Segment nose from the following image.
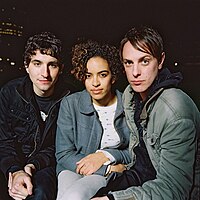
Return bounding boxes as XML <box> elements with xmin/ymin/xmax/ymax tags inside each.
<box><xmin>41</xmin><ymin>65</ymin><xmax>50</xmax><ymax>78</ymax></box>
<box><xmin>92</xmin><ymin>76</ymin><xmax>100</xmax><ymax>87</ymax></box>
<box><xmin>132</xmin><ymin>64</ymin><xmax>141</xmax><ymax>77</ymax></box>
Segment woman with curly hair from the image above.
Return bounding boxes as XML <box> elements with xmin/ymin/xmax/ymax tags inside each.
<box><xmin>55</xmin><ymin>40</ymin><xmax>131</xmax><ymax>200</ymax></box>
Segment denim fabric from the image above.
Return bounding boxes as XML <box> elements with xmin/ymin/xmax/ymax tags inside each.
<box><xmin>56</xmin><ymin>89</ymin><xmax>131</xmax><ymax>176</ymax></box>
<box><xmin>111</xmin><ymin>83</ymin><xmax>200</xmax><ymax>200</ymax></box>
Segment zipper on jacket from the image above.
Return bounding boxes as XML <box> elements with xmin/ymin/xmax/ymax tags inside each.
<box><xmin>28</xmin><ymin>126</ymin><xmax>39</xmax><ymax>158</ymax></box>
<box><xmin>17</xmin><ymin>89</ymin><xmax>70</xmax><ymax>153</ymax></box>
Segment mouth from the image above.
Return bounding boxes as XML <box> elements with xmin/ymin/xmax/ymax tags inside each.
<box><xmin>38</xmin><ymin>79</ymin><xmax>51</xmax><ymax>84</ymax></box>
<box><xmin>131</xmin><ymin>80</ymin><xmax>143</xmax><ymax>85</ymax></box>
<box><xmin>91</xmin><ymin>89</ymin><xmax>102</xmax><ymax>94</ymax></box>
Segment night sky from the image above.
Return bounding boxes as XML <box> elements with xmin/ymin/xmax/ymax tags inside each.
<box><xmin>19</xmin><ymin>0</ymin><xmax>200</xmax><ymax>45</ymax></box>
<box><xmin>1</xmin><ymin>0</ymin><xmax>200</xmax><ymax>108</ymax></box>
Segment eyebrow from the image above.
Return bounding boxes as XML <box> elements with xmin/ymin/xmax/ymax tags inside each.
<box><xmin>138</xmin><ymin>55</ymin><xmax>152</xmax><ymax>62</ymax></box>
<box><xmin>123</xmin><ymin>55</ymin><xmax>151</xmax><ymax>62</ymax></box>
<box><xmin>86</xmin><ymin>70</ymin><xmax>109</xmax><ymax>74</ymax></box>
<box><xmin>123</xmin><ymin>59</ymin><xmax>133</xmax><ymax>63</ymax></box>
<box><xmin>31</xmin><ymin>59</ymin><xmax>41</xmax><ymax>63</ymax></box>
<box><xmin>31</xmin><ymin>60</ymin><xmax>59</xmax><ymax>64</ymax></box>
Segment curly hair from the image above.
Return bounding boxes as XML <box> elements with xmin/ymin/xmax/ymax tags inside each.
<box><xmin>71</xmin><ymin>40</ymin><xmax>123</xmax><ymax>82</ymax></box>
<box><xmin>23</xmin><ymin>32</ymin><xmax>63</xmax><ymax>66</ymax></box>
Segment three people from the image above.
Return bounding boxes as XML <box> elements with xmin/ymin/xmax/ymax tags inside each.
<box><xmin>1</xmin><ymin>26</ymin><xmax>199</xmax><ymax>200</ymax></box>
<box><xmin>55</xmin><ymin>40</ymin><xmax>131</xmax><ymax>200</ymax></box>
<box><xmin>92</xmin><ymin>26</ymin><xmax>200</xmax><ymax>200</ymax></box>
<box><xmin>0</xmin><ymin>32</ymin><xmax>71</xmax><ymax>200</ymax></box>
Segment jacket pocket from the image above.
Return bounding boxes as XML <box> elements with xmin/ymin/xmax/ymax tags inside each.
<box><xmin>9</xmin><ymin>107</ymin><xmax>36</xmax><ymax>143</ymax></box>
<box><xmin>10</xmin><ymin>107</ymin><xmax>31</xmax><ymax>122</ymax></box>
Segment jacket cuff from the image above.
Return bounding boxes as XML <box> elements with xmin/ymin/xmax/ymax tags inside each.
<box><xmin>94</xmin><ymin>165</ymin><xmax>108</xmax><ymax>176</ymax></box>
<box><xmin>107</xmin><ymin>194</ymin><xmax>115</xmax><ymax>200</ymax></box>
<box><xmin>7</xmin><ymin>165</ymin><xmax>23</xmax><ymax>176</ymax></box>
<box><xmin>27</xmin><ymin>160</ymin><xmax>40</xmax><ymax>171</ymax></box>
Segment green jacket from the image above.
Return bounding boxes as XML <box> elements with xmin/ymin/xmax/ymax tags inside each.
<box><xmin>111</xmin><ymin>84</ymin><xmax>200</xmax><ymax>200</ymax></box>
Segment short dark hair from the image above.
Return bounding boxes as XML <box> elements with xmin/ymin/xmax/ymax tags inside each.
<box><xmin>120</xmin><ymin>26</ymin><xmax>164</xmax><ymax>63</ymax></box>
<box><xmin>23</xmin><ymin>32</ymin><xmax>63</xmax><ymax>66</ymax></box>
<box><xmin>71</xmin><ymin>39</ymin><xmax>123</xmax><ymax>82</ymax></box>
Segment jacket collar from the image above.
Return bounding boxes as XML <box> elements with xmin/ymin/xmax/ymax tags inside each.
<box><xmin>16</xmin><ymin>76</ymin><xmax>35</xmax><ymax>103</ymax></box>
<box><xmin>123</xmin><ymin>68</ymin><xmax>183</xmax><ymax>121</ymax></box>
<box><xmin>123</xmin><ymin>84</ymin><xmax>162</xmax><ymax>122</ymax></box>
<box><xmin>16</xmin><ymin>75</ymin><xmax>70</xmax><ymax>103</ymax></box>
<box><xmin>79</xmin><ymin>90</ymin><xmax>95</xmax><ymax>114</ymax></box>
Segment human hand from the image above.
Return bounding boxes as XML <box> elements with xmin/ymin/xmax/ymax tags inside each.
<box><xmin>76</xmin><ymin>152</ymin><xmax>109</xmax><ymax>175</ymax></box>
<box><xmin>110</xmin><ymin>163</ymin><xmax>126</xmax><ymax>173</ymax></box>
<box><xmin>24</xmin><ymin>164</ymin><xmax>36</xmax><ymax>176</ymax></box>
<box><xmin>8</xmin><ymin>170</ymin><xmax>33</xmax><ymax>200</ymax></box>
<box><xmin>91</xmin><ymin>196</ymin><xmax>109</xmax><ymax>200</ymax></box>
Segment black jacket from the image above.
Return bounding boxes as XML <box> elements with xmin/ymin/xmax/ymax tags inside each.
<box><xmin>0</xmin><ymin>76</ymin><xmax>70</xmax><ymax>177</ymax></box>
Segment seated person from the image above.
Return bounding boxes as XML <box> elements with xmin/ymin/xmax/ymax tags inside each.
<box><xmin>92</xmin><ymin>26</ymin><xmax>200</xmax><ymax>200</ymax></box>
<box><xmin>0</xmin><ymin>32</ymin><xmax>71</xmax><ymax>200</ymax></box>
<box><xmin>55</xmin><ymin>40</ymin><xmax>131</xmax><ymax>200</ymax></box>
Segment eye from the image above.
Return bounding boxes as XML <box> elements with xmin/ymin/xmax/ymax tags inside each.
<box><xmin>49</xmin><ymin>62</ymin><xmax>59</xmax><ymax>69</ymax></box>
<box><xmin>99</xmin><ymin>73</ymin><xmax>107</xmax><ymax>78</ymax></box>
<box><xmin>123</xmin><ymin>60</ymin><xmax>133</xmax><ymax>67</ymax></box>
<box><xmin>50</xmin><ymin>64</ymin><xmax>58</xmax><ymax>69</ymax></box>
<box><xmin>85</xmin><ymin>74</ymin><xmax>91</xmax><ymax>79</ymax></box>
<box><xmin>141</xmin><ymin>58</ymin><xmax>150</xmax><ymax>65</ymax></box>
<box><xmin>33</xmin><ymin>62</ymin><xmax>41</xmax><ymax>67</ymax></box>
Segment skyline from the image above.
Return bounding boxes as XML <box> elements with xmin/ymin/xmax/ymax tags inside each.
<box><xmin>2</xmin><ymin>0</ymin><xmax>200</xmax><ymax>65</ymax></box>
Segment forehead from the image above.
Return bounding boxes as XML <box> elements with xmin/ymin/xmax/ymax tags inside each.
<box><xmin>123</xmin><ymin>41</ymin><xmax>152</xmax><ymax>59</ymax></box>
<box><xmin>30</xmin><ymin>50</ymin><xmax>58</xmax><ymax>62</ymax></box>
<box><xmin>86</xmin><ymin>56</ymin><xmax>110</xmax><ymax>72</ymax></box>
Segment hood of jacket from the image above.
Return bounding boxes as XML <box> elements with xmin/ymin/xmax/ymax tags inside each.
<box><xmin>147</xmin><ymin>67</ymin><xmax>183</xmax><ymax>99</ymax></box>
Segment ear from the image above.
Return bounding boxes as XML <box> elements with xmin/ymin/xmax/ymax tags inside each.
<box><xmin>25</xmin><ymin>66</ymin><xmax>29</xmax><ymax>73</ymax></box>
<box><xmin>158</xmin><ymin>52</ymin><xmax>165</xmax><ymax>70</ymax></box>
<box><xmin>111</xmin><ymin>76</ymin><xmax>116</xmax><ymax>84</ymax></box>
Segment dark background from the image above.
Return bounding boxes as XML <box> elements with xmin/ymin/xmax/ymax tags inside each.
<box><xmin>1</xmin><ymin>0</ymin><xmax>200</xmax><ymax>109</ymax></box>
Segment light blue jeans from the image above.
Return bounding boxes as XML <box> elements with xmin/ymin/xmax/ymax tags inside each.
<box><xmin>56</xmin><ymin>170</ymin><xmax>107</xmax><ymax>200</ymax></box>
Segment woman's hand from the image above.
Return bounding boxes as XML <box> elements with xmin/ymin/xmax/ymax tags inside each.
<box><xmin>76</xmin><ymin>152</ymin><xmax>109</xmax><ymax>175</ymax></box>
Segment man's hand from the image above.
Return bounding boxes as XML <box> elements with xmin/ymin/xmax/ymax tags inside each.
<box><xmin>24</xmin><ymin>164</ymin><xmax>36</xmax><ymax>176</ymax></box>
<box><xmin>76</xmin><ymin>152</ymin><xmax>109</xmax><ymax>175</ymax></box>
<box><xmin>8</xmin><ymin>170</ymin><xmax>33</xmax><ymax>200</ymax></box>
<box><xmin>110</xmin><ymin>163</ymin><xmax>126</xmax><ymax>173</ymax></box>
<box><xmin>91</xmin><ymin>196</ymin><xmax>109</xmax><ymax>200</ymax></box>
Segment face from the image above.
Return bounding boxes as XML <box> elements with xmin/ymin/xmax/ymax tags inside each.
<box><xmin>26</xmin><ymin>50</ymin><xmax>62</xmax><ymax>97</ymax></box>
<box><xmin>122</xmin><ymin>41</ymin><xmax>165</xmax><ymax>100</ymax></box>
<box><xmin>85</xmin><ymin>56</ymin><xmax>115</xmax><ymax>106</ymax></box>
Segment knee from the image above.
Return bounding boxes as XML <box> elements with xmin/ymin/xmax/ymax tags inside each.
<box><xmin>58</xmin><ymin>188</ymin><xmax>91</xmax><ymax>200</ymax></box>
<box><xmin>61</xmin><ymin>192</ymin><xmax>84</xmax><ymax>200</ymax></box>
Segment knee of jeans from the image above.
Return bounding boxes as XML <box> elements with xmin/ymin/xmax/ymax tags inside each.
<box><xmin>64</xmin><ymin>192</ymin><xmax>85</xmax><ymax>200</ymax></box>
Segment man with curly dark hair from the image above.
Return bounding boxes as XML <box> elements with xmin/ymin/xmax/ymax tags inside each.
<box><xmin>0</xmin><ymin>32</ymin><xmax>72</xmax><ymax>200</ymax></box>
<box><xmin>55</xmin><ymin>40</ymin><xmax>131</xmax><ymax>200</ymax></box>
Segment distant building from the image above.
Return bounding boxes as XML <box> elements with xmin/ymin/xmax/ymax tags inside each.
<box><xmin>0</xmin><ymin>2</ymin><xmax>26</xmax><ymax>86</ymax></box>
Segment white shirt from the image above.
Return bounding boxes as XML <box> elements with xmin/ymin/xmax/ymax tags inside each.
<box><xmin>93</xmin><ymin>101</ymin><xmax>120</xmax><ymax>163</ymax></box>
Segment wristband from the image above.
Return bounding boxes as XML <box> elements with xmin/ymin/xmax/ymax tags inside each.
<box><xmin>104</xmin><ymin>164</ymin><xmax>111</xmax><ymax>176</ymax></box>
